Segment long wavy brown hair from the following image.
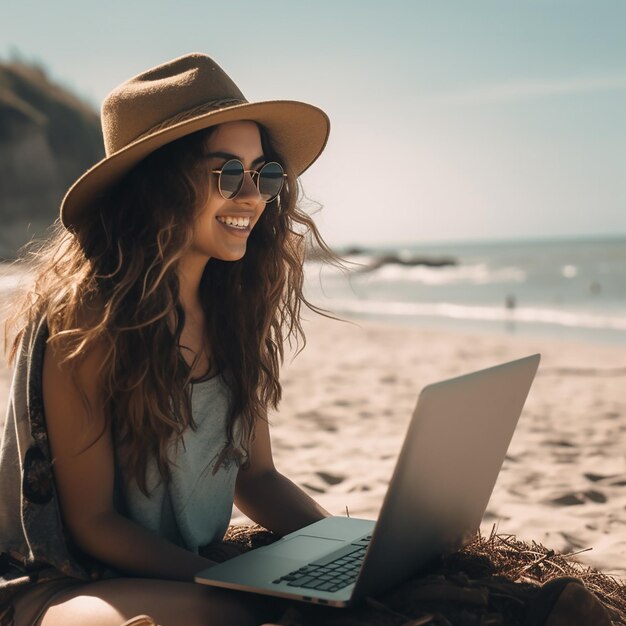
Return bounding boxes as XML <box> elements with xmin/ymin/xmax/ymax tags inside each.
<box><xmin>5</xmin><ymin>121</ymin><xmax>342</xmax><ymax>495</ymax></box>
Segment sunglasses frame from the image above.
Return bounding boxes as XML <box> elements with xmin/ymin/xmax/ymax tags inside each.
<box><xmin>210</xmin><ymin>158</ymin><xmax>287</xmax><ymax>203</ymax></box>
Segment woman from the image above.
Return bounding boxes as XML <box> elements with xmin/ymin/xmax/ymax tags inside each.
<box><xmin>0</xmin><ymin>53</ymin><xmax>338</xmax><ymax>626</ymax></box>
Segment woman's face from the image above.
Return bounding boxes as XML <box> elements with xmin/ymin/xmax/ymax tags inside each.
<box><xmin>190</xmin><ymin>120</ymin><xmax>268</xmax><ymax>263</ymax></box>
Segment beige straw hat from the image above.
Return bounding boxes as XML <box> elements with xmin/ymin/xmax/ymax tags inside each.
<box><xmin>60</xmin><ymin>52</ymin><xmax>330</xmax><ymax>229</ymax></box>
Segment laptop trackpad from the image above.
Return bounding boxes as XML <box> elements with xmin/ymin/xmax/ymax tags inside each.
<box><xmin>270</xmin><ymin>535</ymin><xmax>344</xmax><ymax>560</ymax></box>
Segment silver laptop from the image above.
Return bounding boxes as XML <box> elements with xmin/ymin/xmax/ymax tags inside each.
<box><xmin>195</xmin><ymin>354</ymin><xmax>540</xmax><ymax>608</ymax></box>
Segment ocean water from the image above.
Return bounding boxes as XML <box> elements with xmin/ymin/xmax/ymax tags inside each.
<box><xmin>304</xmin><ymin>236</ymin><xmax>626</xmax><ymax>346</ymax></box>
<box><xmin>1</xmin><ymin>236</ymin><xmax>624</xmax><ymax>345</ymax></box>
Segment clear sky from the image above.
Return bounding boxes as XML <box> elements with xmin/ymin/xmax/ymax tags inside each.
<box><xmin>2</xmin><ymin>0</ymin><xmax>625</xmax><ymax>247</ymax></box>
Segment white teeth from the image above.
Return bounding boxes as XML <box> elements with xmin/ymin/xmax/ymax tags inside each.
<box><xmin>217</xmin><ymin>216</ymin><xmax>250</xmax><ymax>229</ymax></box>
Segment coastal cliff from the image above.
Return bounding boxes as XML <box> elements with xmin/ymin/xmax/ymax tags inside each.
<box><xmin>0</xmin><ymin>61</ymin><xmax>103</xmax><ymax>260</ymax></box>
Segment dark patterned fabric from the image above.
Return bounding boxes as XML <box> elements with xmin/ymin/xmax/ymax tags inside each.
<box><xmin>0</xmin><ymin>316</ymin><xmax>110</xmax><ymax>626</ymax></box>
<box><xmin>22</xmin><ymin>446</ymin><xmax>54</xmax><ymax>506</ymax></box>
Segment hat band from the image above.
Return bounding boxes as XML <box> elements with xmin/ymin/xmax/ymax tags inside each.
<box><xmin>132</xmin><ymin>97</ymin><xmax>247</xmax><ymax>147</ymax></box>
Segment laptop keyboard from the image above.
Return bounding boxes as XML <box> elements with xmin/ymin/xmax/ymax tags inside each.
<box><xmin>272</xmin><ymin>534</ymin><xmax>372</xmax><ymax>592</ymax></box>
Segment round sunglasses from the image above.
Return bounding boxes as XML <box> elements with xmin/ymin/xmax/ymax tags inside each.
<box><xmin>210</xmin><ymin>159</ymin><xmax>286</xmax><ymax>203</ymax></box>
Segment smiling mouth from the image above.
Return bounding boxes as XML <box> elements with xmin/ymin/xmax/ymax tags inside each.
<box><xmin>216</xmin><ymin>215</ymin><xmax>251</xmax><ymax>230</ymax></box>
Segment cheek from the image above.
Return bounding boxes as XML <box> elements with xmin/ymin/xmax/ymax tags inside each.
<box><xmin>254</xmin><ymin>205</ymin><xmax>268</xmax><ymax>228</ymax></box>
<box><xmin>194</xmin><ymin>197</ymin><xmax>222</xmax><ymax>233</ymax></box>
<box><xmin>190</xmin><ymin>214</ymin><xmax>216</xmax><ymax>250</ymax></box>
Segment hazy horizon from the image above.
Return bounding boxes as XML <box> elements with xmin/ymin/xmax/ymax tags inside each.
<box><xmin>329</xmin><ymin>231</ymin><xmax>626</xmax><ymax>252</ymax></box>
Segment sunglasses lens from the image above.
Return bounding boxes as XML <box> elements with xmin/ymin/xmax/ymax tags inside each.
<box><xmin>219</xmin><ymin>159</ymin><xmax>244</xmax><ymax>199</ymax></box>
<box><xmin>258</xmin><ymin>162</ymin><xmax>285</xmax><ymax>202</ymax></box>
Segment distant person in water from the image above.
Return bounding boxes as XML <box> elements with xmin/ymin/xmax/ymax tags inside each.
<box><xmin>0</xmin><ymin>53</ymin><xmax>340</xmax><ymax>626</ymax></box>
<box><xmin>505</xmin><ymin>293</ymin><xmax>517</xmax><ymax>333</ymax></box>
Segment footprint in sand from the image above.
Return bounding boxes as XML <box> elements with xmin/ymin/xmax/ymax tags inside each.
<box><xmin>302</xmin><ymin>482</ymin><xmax>326</xmax><ymax>494</ymax></box>
<box><xmin>482</xmin><ymin>510</ymin><xmax>499</xmax><ymax>521</ymax></box>
<box><xmin>549</xmin><ymin>490</ymin><xmax>607</xmax><ymax>506</ymax></box>
<box><xmin>293</xmin><ymin>410</ymin><xmax>338</xmax><ymax>432</ymax></box>
<box><xmin>348</xmin><ymin>484</ymin><xmax>371</xmax><ymax>492</ymax></box>
<box><xmin>296</xmin><ymin>410</ymin><xmax>322</xmax><ymax>420</ymax></box>
<box><xmin>584</xmin><ymin>490</ymin><xmax>608</xmax><ymax>503</ymax></box>
<box><xmin>544</xmin><ymin>439</ymin><xmax>576</xmax><ymax>448</ymax></box>
<box><xmin>333</xmin><ymin>399</ymin><xmax>354</xmax><ymax>407</ymax></box>
<box><xmin>558</xmin><ymin>531</ymin><xmax>588</xmax><ymax>553</ymax></box>
<box><xmin>584</xmin><ymin>472</ymin><xmax>619</xmax><ymax>483</ymax></box>
<box><xmin>379</xmin><ymin>375</ymin><xmax>397</xmax><ymax>384</ymax></box>
<box><xmin>316</xmin><ymin>471</ymin><xmax>345</xmax><ymax>486</ymax></box>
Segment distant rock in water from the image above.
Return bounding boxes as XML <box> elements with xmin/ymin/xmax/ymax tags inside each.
<box><xmin>0</xmin><ymin>60</ymin><xmax>104</xmax><ymax>259</ymax></box>
<box><xmin>365</xmin><ymin>253</ymin><xmax>457</xmax><ymax>271</ymax></box>
<box><xmin>339</xmin><ymin>246</ymin><xmax>457</xmax><ymax>272</ymax></box>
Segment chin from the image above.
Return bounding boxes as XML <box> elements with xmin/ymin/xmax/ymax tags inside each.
<box><xmin>215</xmin><ymin>245</ymin><xmax>247</xmax><ymax>263</ymax></box>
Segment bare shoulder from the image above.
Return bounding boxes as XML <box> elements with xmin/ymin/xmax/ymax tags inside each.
<box><xmin>42</xmin><ymin>300</ymin><xmax>120</xmax><ymax>534</ymax></box>
<box><xmin>43</xmin><ymin>301</ymin><xmax>111</xmax><ymax>456</ymax></box>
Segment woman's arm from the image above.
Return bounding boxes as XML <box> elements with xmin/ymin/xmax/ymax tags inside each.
<box><xmin>234</xmin><ymin>411</ymin><xmax>331</xmax><ymax>536</ymax></box>
<box><xmin>43</xmin><ymin>333</ymin><xmax>215</xmax><ymax>581</ymax></box>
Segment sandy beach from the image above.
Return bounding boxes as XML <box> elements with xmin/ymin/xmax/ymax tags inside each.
<box><xmin>236</xmin><ymin>315</ymin><xmax>626</xmax><ymax>581</ymax></box>
<box><xmin>2</xmin><ymin>313</ymin><xmax>625</xmax><ymax>580</ymax></box>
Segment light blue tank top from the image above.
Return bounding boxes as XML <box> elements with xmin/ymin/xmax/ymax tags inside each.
<box><xmin>122</xmin><ymin>374</ymin><xmax>245</xmax><ymax>553</ymax></box>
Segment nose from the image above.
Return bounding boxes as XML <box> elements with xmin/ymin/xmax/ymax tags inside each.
<box><xmin>235</xmin><ymin>171</ymin><xmax>263</xmax><ymax>206</ymax></box>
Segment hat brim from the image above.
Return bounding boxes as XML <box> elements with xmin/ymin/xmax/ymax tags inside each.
<box><xmin>60</xmin><ymin>100</ymin><xmax>330</xmax><ymax>229</ymax></box>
